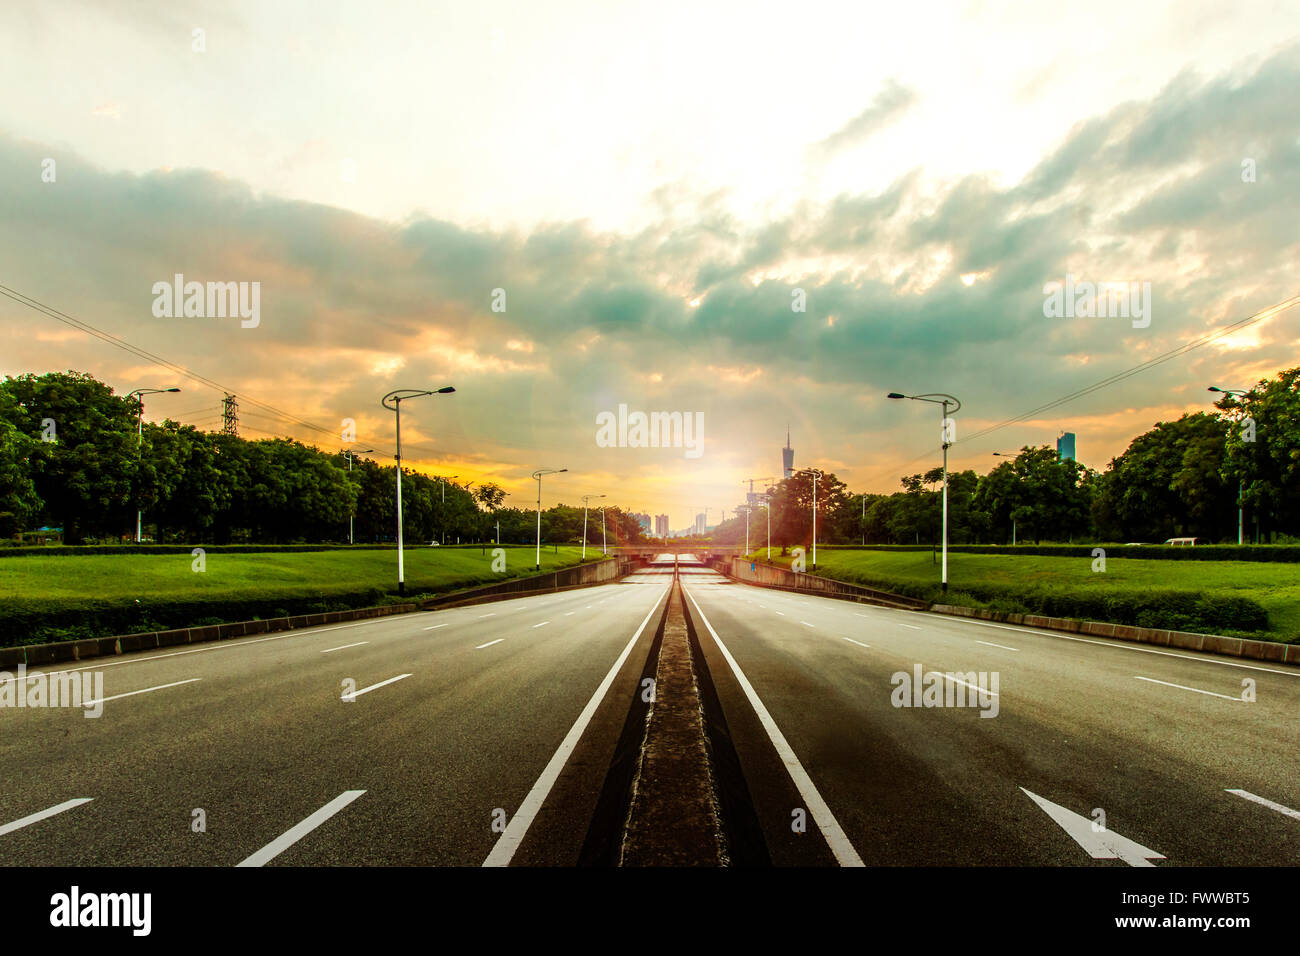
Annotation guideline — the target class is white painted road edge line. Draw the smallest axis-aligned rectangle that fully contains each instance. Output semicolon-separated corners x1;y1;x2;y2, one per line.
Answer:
342;674;411;700
84;678;201;707
1133;676;1242;697
1225;789;1300;821
0;798;94;837
321;642;369;654
476;639;504;650
842;637;871;649
483;583;670;867
976;640;1019;652
683;584;865;867
1134;676;1243;701
236;790;366;867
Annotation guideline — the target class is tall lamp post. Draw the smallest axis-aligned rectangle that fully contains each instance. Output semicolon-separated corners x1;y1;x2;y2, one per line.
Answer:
1208;386;1248;545
581;493;605;560
992;451;1017;546
532;467;567;570
127;386;181;543
796;468;823;570
601;504;608;556
438;474;459;544
382;386;455;594
340;447;374;544
888;391;962;592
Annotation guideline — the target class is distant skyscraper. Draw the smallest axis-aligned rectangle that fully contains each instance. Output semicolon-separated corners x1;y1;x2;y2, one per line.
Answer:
782;426;794;479
694;513;706;534
633;512;652;534
654;514;669;537
1057;431;1077;461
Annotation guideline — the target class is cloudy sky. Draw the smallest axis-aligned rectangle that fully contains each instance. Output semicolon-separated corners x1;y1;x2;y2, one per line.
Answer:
2;0;1298;527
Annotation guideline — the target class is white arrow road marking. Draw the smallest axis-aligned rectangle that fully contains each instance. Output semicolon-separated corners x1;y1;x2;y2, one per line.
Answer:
1134;676;1244;701
1226;789;1300;821
0;798;93;836
321;642;368;654
475;639;504;650
341;674;410;700
1021;788;1165;866
83;678;200;707
236;790;366;867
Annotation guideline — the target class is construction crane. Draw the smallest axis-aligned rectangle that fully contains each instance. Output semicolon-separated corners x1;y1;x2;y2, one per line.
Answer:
740;477;777;556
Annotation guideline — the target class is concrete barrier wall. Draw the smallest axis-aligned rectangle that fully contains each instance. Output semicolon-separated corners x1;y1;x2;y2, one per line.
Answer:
722;558;929;610
0;557;643;669
0;602;416;668
930;604;1300;666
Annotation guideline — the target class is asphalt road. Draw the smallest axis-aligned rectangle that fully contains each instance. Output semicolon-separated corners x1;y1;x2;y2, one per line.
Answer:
681;564;1300;866
0;565;672;866
3;556;1295;867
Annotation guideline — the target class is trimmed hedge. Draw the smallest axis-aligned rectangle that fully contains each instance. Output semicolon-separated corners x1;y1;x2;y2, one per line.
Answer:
0;589;394;646
822;567;1271;636
0;544;396;558
823;544;1300;563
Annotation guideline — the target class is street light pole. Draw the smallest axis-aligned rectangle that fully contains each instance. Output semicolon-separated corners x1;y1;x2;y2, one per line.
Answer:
127;387;180;543
581;493;605;560
533;467;567;570
888;391;962;592
382;387;455;594
1209;386;1249;545
601;506;607;556
340;448;373;544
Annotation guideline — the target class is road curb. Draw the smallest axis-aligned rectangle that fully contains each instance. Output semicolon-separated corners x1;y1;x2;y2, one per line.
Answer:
928;604;1300;666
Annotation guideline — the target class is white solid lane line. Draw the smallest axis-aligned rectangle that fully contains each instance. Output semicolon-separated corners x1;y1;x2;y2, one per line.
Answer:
1134;676;1244;701
896;623;922;630
801;621;815;628
683;585;864;867
423;624;448;631
341;674;411;700
564;612;575;616
0;798;94;837
842;637;871;649
976;640;1019;652
478;613;496;619
476;639;504;650
84;678;201;707
483;584;670;867
1226;789;1300;820
321;642;369;654
236;790;366;867
532;621;550;628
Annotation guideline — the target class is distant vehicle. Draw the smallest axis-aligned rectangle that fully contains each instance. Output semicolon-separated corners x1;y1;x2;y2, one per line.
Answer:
1164;537;1198;546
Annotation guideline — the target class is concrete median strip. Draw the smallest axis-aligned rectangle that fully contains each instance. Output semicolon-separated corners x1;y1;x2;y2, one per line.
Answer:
684;583;865;867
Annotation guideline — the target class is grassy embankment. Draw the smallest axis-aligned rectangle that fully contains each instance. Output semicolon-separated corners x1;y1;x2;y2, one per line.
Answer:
0;545;591;646
744;547;1300;643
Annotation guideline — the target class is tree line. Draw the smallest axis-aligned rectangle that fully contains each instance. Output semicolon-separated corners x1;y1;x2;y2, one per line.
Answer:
0;371;649;547
710;367;1299;549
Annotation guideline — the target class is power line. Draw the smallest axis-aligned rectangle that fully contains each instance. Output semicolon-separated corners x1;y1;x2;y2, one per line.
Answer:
869;291;1300;481
0;283;343;441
